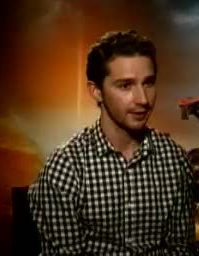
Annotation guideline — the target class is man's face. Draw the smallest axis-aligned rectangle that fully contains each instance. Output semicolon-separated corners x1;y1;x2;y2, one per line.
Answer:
97;55;157;131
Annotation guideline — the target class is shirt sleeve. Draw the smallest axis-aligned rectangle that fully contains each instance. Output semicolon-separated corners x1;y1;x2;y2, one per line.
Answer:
136;151;196;256
159;153;196;255
28;148;85;255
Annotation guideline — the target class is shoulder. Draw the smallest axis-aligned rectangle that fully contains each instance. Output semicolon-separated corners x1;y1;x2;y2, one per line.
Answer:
62;126;94;158
40;125;94;188
149;128;193;182
48;125;93;163
150;128;187;158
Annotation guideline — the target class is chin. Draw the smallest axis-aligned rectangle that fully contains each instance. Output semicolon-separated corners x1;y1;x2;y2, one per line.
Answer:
123;123;147;133
130;126;146;132
126;120;147;131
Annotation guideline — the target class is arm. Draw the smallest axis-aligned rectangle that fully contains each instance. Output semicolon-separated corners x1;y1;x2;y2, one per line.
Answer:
163;156;196;255
149;155;196;256
138;153;196;256
28;148;85;255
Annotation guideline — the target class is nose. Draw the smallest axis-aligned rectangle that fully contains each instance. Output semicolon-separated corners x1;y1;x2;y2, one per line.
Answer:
133;85;148;105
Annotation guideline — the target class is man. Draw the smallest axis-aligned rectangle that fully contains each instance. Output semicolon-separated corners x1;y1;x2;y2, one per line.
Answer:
28;30;196;255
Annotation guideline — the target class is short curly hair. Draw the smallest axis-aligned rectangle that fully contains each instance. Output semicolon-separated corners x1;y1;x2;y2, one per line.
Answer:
86;30;157;89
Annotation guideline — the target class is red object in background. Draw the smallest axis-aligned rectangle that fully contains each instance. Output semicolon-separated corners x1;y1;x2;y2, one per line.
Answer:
178;96;199;107
177;97;199;120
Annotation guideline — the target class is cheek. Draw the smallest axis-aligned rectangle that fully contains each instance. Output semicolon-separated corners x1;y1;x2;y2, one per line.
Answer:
108;96;124;111
112;93;129;108
104;92;127;113
148;89;157;106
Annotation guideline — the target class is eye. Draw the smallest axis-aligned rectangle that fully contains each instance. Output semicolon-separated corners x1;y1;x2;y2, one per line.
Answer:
143;76;156;87
144;82;154;88
118;81;132;89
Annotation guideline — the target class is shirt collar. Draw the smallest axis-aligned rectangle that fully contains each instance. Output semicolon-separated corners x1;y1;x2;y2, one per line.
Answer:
92;119;115;157
130;130;155;164
92;118;155;158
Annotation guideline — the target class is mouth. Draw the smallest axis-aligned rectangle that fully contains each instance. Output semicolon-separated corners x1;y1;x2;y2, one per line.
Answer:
128;110;149;119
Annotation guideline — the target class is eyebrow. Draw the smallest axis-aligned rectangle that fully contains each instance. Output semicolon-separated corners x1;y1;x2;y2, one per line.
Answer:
113;78;135;85
113;74;156;85
143;75;156;83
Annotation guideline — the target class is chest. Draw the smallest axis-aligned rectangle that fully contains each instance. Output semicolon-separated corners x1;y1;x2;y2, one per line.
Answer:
80;154;179;229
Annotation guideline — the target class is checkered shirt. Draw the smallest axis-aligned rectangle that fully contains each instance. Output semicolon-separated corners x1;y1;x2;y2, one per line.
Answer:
28;119;195;255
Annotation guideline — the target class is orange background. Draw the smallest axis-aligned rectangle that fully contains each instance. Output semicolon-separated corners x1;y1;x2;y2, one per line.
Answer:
0;0;199;255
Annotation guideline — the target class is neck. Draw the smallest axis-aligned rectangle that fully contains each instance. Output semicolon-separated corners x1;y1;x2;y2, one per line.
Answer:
100;113;145;161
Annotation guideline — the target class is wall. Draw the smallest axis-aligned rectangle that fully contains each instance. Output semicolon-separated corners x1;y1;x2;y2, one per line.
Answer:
0;0;199;255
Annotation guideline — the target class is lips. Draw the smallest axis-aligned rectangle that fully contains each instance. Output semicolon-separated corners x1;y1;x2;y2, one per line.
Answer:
133;112;147;116
128;110;148;115
133;111;147;114
128;110;149;119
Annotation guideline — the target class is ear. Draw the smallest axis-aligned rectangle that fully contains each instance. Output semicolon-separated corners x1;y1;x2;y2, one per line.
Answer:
87;81;102;104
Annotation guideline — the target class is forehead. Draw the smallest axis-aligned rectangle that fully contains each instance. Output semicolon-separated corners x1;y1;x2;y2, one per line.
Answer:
106;55;155;78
